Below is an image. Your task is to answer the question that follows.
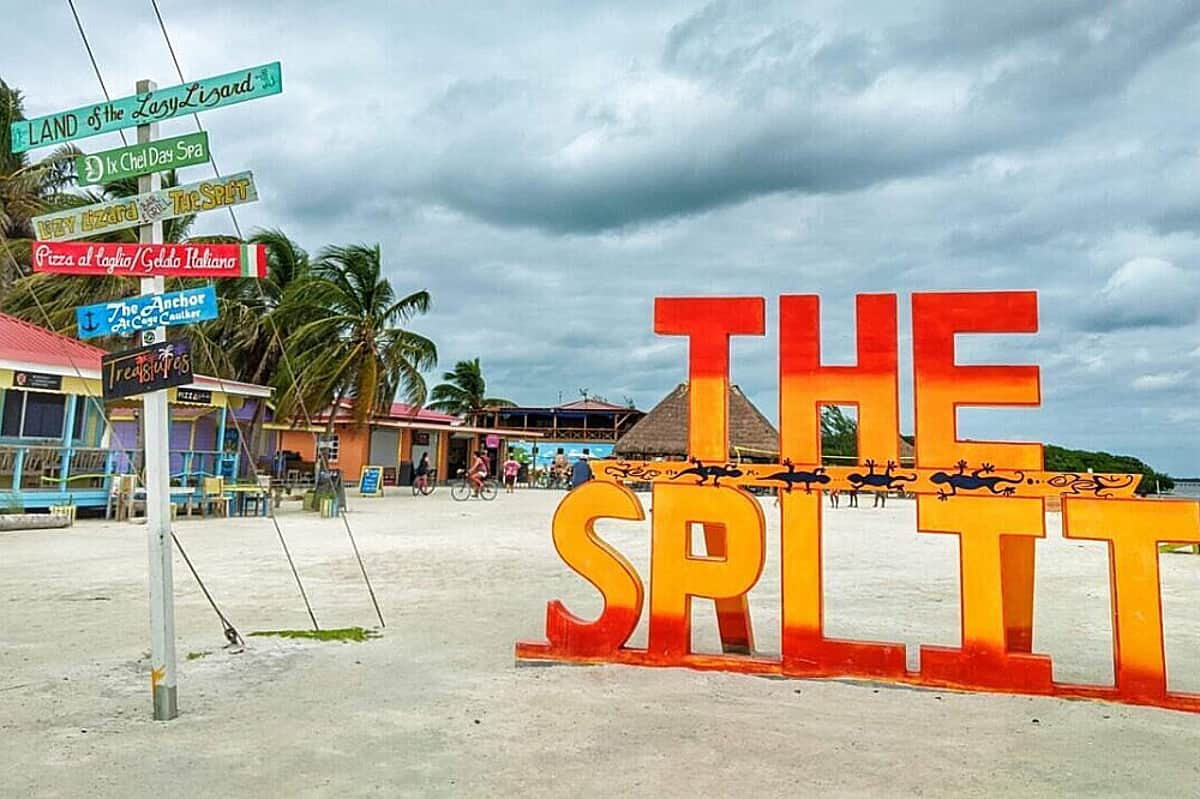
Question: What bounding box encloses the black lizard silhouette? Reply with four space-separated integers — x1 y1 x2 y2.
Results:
930 460 1025 501
847 459 918 490
762 459 831 494
1046 473 1136 498
670 458 743 487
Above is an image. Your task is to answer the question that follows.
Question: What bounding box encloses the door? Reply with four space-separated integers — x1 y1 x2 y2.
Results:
368 428 400 468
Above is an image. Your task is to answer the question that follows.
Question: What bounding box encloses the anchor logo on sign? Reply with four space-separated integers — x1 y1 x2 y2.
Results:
80 310 100 335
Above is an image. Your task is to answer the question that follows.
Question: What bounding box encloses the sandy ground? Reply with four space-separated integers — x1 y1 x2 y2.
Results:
2 488 1199 797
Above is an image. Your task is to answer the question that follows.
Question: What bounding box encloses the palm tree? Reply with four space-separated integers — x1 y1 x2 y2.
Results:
2 168 196 331
278 243 437 428
0 79 80 292
427 358 515 417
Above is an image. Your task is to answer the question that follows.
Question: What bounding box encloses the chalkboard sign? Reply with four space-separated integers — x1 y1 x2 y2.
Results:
100 340 193 400
359 465 384 497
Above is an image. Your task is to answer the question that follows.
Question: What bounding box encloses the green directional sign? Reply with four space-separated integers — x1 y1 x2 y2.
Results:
10 62 281 153
75 132 211 186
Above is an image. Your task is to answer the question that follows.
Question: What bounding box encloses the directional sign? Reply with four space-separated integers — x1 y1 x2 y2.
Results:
11 62 281 153
101 340 194 401
76 286 218 340
31 171 257 242
32 241 267 279
75 132 210 187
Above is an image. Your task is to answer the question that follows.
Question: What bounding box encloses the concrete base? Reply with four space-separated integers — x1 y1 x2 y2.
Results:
0 514 72 532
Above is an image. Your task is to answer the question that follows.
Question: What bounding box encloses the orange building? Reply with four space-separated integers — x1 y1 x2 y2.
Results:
275 401 535 486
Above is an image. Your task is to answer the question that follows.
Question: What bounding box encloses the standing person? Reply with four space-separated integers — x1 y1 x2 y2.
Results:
414 452 431 492
873 490 886 508
552 448 569 488
503 453 520 493
829 488 840 508
570 451 593 490
847 488 859 508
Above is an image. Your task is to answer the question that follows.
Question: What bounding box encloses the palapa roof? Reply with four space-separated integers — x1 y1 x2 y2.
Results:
614 383 779 461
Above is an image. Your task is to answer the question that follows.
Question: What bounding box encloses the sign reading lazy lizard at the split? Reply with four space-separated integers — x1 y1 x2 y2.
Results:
101 340 194 401
518 291 1200 715
33 242 266 279
31 171 257 241
76 285 218 339
10 62 281 153
75 132 210 187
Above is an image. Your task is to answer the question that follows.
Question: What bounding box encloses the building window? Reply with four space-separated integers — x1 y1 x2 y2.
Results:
317 434 340 463
0 389 67 439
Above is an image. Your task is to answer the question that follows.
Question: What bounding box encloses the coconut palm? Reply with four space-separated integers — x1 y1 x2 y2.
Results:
427 358 514 416
278 243 437 427
0 78 81 291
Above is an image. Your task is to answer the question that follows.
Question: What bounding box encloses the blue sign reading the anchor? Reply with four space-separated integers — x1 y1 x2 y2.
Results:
76 285 218 339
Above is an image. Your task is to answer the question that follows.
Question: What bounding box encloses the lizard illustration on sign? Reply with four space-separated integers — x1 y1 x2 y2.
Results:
761 459 831 494
670 458 744 487
847 459 918 491
930 460 1026 501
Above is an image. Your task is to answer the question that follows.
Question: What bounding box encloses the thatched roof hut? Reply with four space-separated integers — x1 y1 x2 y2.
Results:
614 382 919 464
614 383 779 462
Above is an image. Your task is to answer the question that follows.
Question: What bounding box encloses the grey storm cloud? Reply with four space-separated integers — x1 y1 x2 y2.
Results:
7 0 1200 473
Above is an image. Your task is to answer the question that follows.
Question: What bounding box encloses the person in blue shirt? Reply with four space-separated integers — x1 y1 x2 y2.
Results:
570 448 594 489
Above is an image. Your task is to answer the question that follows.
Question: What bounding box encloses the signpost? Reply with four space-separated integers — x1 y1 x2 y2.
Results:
75 131 210 186
32 241 267 279
77 286 219 339
31 170 258 241
100 339 195 400
10 62 281 153
17 63 280 722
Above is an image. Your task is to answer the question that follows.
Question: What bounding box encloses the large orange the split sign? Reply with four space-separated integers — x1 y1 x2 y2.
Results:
516 291 1200 713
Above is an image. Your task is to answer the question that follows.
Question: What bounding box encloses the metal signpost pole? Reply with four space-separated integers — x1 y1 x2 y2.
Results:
137 78 178 721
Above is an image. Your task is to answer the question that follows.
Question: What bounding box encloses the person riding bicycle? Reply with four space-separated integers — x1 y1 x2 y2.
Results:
469 450 489 495
414 452 430 488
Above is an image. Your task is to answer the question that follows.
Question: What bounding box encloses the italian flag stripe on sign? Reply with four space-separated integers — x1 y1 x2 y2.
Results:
243 244 266 278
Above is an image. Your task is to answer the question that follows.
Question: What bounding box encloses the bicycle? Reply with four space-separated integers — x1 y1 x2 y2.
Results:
450 469 497 501
412 473 435 496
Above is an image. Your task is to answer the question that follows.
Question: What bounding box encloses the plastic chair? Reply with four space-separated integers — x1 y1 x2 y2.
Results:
200 476 231 518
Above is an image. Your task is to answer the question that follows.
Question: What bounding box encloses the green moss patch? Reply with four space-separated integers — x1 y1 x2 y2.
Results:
186 650 211 661
248 627 381 643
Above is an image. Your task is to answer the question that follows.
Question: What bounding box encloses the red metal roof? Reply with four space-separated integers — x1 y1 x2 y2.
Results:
0 312 108 370
318 399 461 425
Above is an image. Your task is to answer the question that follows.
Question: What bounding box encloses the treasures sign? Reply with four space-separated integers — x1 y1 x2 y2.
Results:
76 286 218 339
32 242 267 279
10 62 281 153
101 340 194 400
31 171 257 242
75 132 210 186
517 292 1200 715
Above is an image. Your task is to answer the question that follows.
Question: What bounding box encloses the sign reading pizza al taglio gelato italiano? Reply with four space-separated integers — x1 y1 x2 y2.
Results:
32 242 267 279
31 171 257 242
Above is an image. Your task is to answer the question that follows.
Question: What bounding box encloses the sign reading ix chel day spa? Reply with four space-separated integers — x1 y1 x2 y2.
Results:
519 292 1200 715
31 171 257 241
75 131 210 187
76 285 218 339
10 62 281 153
33 242 267 279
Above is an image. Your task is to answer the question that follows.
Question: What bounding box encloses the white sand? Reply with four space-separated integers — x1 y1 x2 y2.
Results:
2 489 1199 797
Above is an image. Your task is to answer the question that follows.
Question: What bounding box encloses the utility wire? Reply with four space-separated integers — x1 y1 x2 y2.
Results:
148 0 384 627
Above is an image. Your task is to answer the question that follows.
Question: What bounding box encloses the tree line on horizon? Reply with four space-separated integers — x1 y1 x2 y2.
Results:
0 77 516 443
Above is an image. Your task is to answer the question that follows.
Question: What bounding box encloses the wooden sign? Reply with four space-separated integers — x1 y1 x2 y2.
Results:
11 62 281 153
31 171 257 242
75 132 210 186
77 286 218 339
359 465 384 497
101 340 194 400
32 242 266 279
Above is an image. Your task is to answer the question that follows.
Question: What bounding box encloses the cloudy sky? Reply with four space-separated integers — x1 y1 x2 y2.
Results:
9 1 1200 474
